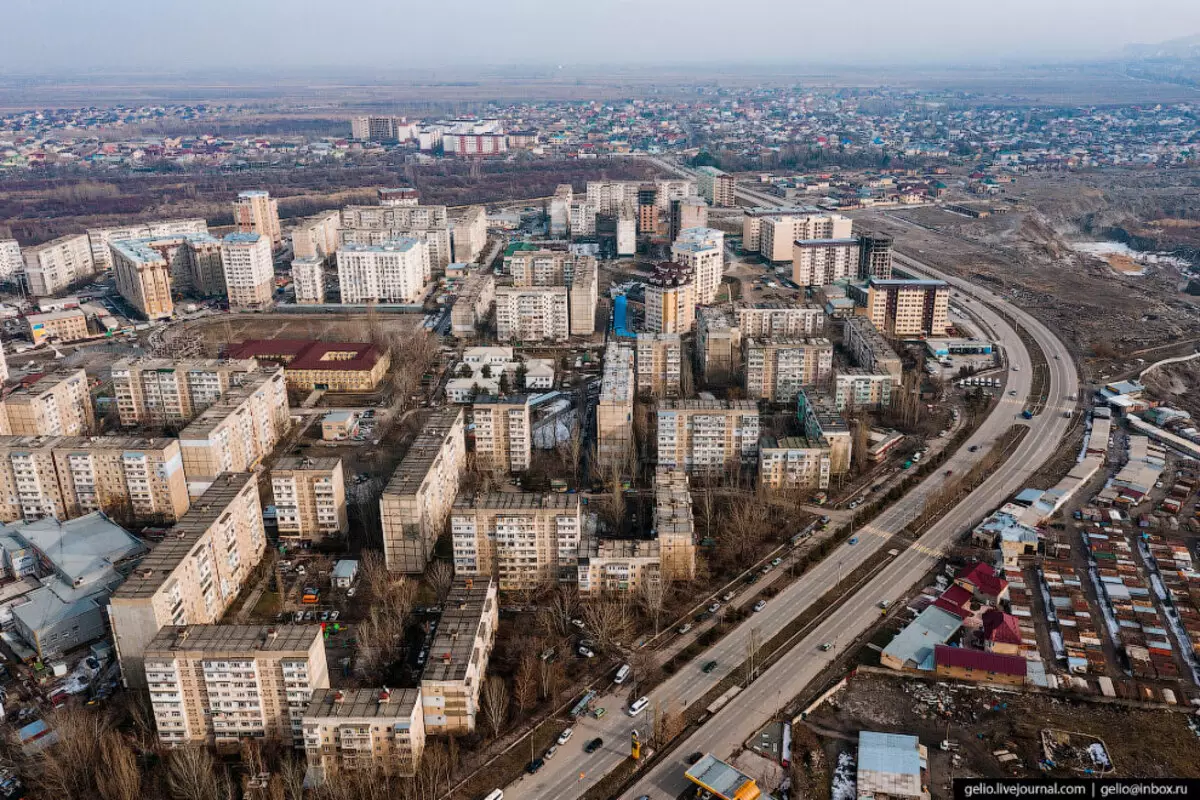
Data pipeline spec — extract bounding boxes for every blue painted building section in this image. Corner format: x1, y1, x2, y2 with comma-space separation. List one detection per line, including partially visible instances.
613, 294, 635, 339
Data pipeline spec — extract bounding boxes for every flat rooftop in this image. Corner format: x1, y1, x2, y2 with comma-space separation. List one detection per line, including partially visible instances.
273, 455, 342, 472
382, 409, 463, 498
422, 578, 493, 683
222, 232, 262, 245
146, 624, 320, 656
454, 492, 579, 512
658, 398, 759, 412
178, 370, 281, 439
305, 688, 420, 720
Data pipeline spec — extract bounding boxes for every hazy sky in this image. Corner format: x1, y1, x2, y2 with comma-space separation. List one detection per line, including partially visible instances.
3, 0, 1200, 72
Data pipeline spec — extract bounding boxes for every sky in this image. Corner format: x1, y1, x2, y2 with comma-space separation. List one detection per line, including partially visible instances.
3, 0, 1200, 73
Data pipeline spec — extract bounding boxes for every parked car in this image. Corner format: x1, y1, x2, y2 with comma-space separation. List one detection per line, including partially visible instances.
721, 591, 735, 602
707, 602, 721, 613
544, 746, 558, 761
592, 707, 606, 719
677, 623, 693, 634
686, 752, 704, 765
770, 557, 782, 567
577, 646, 595, 658
584, 738, 604, 754
819, 642, 833, 652
525, 758, 544, 774
848, 537, 859, 545
557, 728, 574, 745
753, 600, 767, 612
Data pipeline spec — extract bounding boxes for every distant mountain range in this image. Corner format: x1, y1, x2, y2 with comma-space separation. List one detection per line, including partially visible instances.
1124, 33, 1200, 60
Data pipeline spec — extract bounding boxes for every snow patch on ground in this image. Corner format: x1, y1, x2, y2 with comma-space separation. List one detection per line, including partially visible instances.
1049, 631, 1066, 660
1089, 743, 1111, 769
831, 752, 857, 800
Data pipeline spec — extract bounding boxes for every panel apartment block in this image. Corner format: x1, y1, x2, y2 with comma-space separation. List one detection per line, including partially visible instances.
2, 369, 93, 437
471, 396, 532, 473
420, 577, 497, 735
842, 316, 903, 384
178, 368, 289, 485
656, 399, 760, 476
597, 342, 635, 468
271, 456, 348, 542
743, 337, 833, 403
339, 205, 451, 270
451, 493, 582, 590
636, 333, 683, 398
695, 308, 741, 386
335, 239, 430, 304
791, 238, 861, 287
22, 234, 95, 296
671, 227, 724, 305
494, 285, 569, 342
303, 688, 426, 779
734, 302, 825, 338
112, 357, 260, 428
88, 218, 208, 270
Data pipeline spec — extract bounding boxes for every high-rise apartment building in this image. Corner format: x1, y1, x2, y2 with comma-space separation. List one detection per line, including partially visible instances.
654, 468, 696, 581
22, 234, 94, 296
636, 333, 683, 398
752, 212, 853, 263
505, 250, 596, 335
597, 342, 634, 468
339, 205, 452, 270
350, 116, 410, 142
87, 218, 208, 270
798, 389, 852, 474
656, 399, 760, 476
271, 456, 348, 542
696, 166, 736, 207
0, 239, 23, 281
2, 369, 93, 437
145, 624, 329, 747
842, 316, 904, 384
549, 185, 572, 237
792, 238, 861, 287
290, 210, 341, 261
111, 357, 259, 428
451, 494, 581, 590
671, 227, 725, 305
109, 472, 266, 687
420, 577, 497, 735
734, 302, 826, 338
450, 206, 487, 264
695, 308, 741, 386
178, 368, 289, 485
568, 200, 597, 237
380, 409, 465, 573
743, 337, 833, 403
577, 537, 660, 596
0, 340, 7, 385
850, 278, 950, 337
759, 435, 833, 491
668, 197, 708, 242
0, 435, 189, 523
291, 256, 325, 304
303, 688, 426, 779
233, 190, 282, 249
585, 181, 640, 214
335, 239, 430, 303
109, 233, 225, 300
494, 286, 569, 342
834, 369, 895, 411
637, 184, 663, 236
644, 262, 696, 334
857, 232, 894, 280
471, 396, 532, 473
220, 233, 275, 310
109, 239, 177, 320
450, 272, 495, 338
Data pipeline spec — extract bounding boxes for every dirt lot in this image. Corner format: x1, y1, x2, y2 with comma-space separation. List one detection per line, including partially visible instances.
803, 672, 1200, 800
157, 311, 424, 357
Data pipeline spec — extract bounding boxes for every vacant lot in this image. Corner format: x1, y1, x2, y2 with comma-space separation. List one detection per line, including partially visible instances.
158, 311, 424, 356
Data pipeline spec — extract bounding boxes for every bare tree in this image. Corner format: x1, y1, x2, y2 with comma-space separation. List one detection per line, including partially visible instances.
168, 746, 228, 800
537, 586, 577, 640
427, 560, 454, 604
276, 754, 308, 800
96, 731, 140, 800
581, 597, 632, 652
513, 652, 539, 713
32, 706, 105, 799
744, 627, 762, 687
481, 676, 509, 740
636, 573, 668, 635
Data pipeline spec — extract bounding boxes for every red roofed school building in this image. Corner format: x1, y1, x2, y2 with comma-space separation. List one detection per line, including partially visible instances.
225, 339, 390, 392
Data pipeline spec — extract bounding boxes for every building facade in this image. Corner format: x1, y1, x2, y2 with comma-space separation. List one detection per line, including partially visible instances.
290, 210, 340, 261
335, 238, 430, 304
450, 206, 487, 264
696, 166, 735, 207
656, 399, 760, 476
221, 233, 275, 310
3, 369, 93, 437
791, 238, 861, 287
223, 339, 389, 393
22, 234, 94, 296
644, 262, 696, 334
597, 342, 635, 468
842, 316, 904, 384
471, 396, 532, 473
303, 688, 426, 779
0, 239, 23, 281
87, 219, 208, 271
734, 302, 825, 338
494, 286, 570, 342
26, 309, 89, 344
339, 205, 451, 270
743, 337, 833, 403
178, 368, 289, 485
759, 435, 833, 491
754, 212, 853, 263
695, 308, 741, 386
380, 409, 465, 573
451, 494, 581, 590
654, 468, 696, 582
111, 357, 259, 428
420, 577, 497, 735
857, 232, 894, 280
109, 238, 177, 320
852, 278, 950, 337
450, 273, 495, 338
671, 227, 724, 305
291, 257, 325, 304
233, 190, 282, 248
834, 370, 895, 411
271, 456, 348, 542
636, 333, 683, 398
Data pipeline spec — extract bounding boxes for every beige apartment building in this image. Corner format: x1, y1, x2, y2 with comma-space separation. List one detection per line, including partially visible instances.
597, 342, 635, 469
380, 408, 465, 573
2, 369, 93, 437
87, 218, 208, 271
577, 536, 660, 596
494, 285, 570, 342
549, 184, 572, 237
842, 316, 904, 384
233, 190, 282, 248
752, 212, 853, 263
450, 272, 495, 337
799, 389, 852, 475
834, 369, 895, 411
450, 206, 487, 263
451, 492, 582, 590
335, 238, 431, 304
178, 368, 289, 486
569, 201, 596, 239
585, 180, 640, 214
792, 238, 861, 287
506, 250, 597, 335
696, 166, 735, 207
759, 435, 833, 491
290, 210, 340, 261
695, 308, 741, 386
109, 239, 176, 319
654, 468, 696, 581
851, 278, 950, 338
112, 357, 260, 428
22, 233, 94, 296
471, 396, 532, 473
735, 302, 826, 338
26, 308, 89, 345
0, 435, 188, 524
668, 197, 708, 241
0, 239, 21, 282
303, 688, 426, 780
671, 227, 724, 305
291, 257, 325, 305
339, 205, 452, 270
109, 472, 267, 687
636, 333, 683, 398
644, 262, 696, 334
271, 456, 348, 542
420, 577, 497, 735
221, 233, 275, 310
145, 624, 329, 747
743, 337, 833, 403
656, 399, 760, 476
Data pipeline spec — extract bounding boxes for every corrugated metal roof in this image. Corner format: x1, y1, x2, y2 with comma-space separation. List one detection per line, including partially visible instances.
935, 644, 1027, 676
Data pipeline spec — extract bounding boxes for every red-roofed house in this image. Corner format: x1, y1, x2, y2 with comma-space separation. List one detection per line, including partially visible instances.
981, 609, 1022, 656
955, 563, 1009, 605
932, 583, 972, 617
224, 340, 390, 392
933, 645, 1026, 687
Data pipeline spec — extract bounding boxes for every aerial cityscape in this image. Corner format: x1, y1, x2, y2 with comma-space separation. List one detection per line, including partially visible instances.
2, 3, 1200, 800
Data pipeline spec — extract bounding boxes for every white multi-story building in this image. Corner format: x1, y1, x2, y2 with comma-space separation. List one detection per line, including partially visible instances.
111, 357, 260, 427
549, 185, 572, 237
568, 201, 597, 237
833, 369, 895, 411
22, 234, 94, 296
743, 337, 833, 403
220, 233, 275, 310
585, 181, 640, 214
335, 239, 430, 304
636, 333, 683, 398
233, 190, 282, 249
291, 256, 325, 304
494, 286, 569, 342
792, 238, 861, 287
451, 493, 581, 590
339, 205, 452, 270
734, 302, 826, 338
303, 688, 426, 780
656, 399, 760, 476
696, 166, 736, 207
671, 227, 725, 305
471, 396, 532, 473
0, 239, 23, 281
450, 206, 487, 264
290, 210, 340, 261
616, 206, 637, 256
750, 211, 853, 263
145, 624, 328, 747
87, 218, 208, 270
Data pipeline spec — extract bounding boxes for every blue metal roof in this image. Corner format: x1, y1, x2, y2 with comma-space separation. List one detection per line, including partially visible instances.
859, 731, 922, 778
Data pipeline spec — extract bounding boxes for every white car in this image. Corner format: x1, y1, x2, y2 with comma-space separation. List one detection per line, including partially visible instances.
557, 728, 574, 745
753, 600, 767, 612
571, 618, 586, 630
628, 696, 650, 717
577, 646, 595, 658
707, 602, 721, 613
